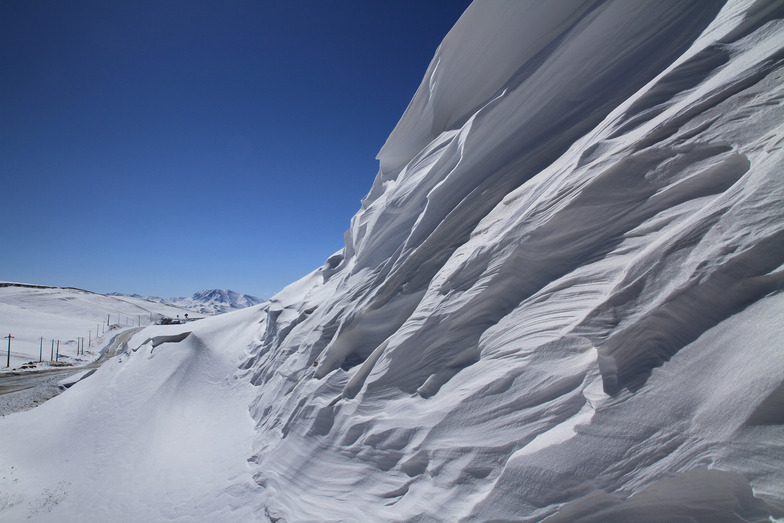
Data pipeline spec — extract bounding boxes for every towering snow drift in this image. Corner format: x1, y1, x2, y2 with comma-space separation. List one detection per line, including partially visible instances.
242, 1, 784, 520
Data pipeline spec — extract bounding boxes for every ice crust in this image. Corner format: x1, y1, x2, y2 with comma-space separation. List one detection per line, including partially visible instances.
1, 0, 784, 520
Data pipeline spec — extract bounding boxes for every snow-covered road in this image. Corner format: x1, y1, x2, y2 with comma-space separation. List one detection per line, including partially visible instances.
0, 368, 86, 396
0, 327, 141, 414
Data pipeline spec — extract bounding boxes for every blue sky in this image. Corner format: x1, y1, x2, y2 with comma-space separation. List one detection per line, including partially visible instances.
1, 0, 471, 298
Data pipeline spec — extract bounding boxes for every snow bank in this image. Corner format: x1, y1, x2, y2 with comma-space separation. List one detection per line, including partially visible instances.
0, 306, 265, 521
241, 0, 784, 520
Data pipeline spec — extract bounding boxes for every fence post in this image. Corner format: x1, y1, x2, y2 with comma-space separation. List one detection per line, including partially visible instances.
4, 334, 14, 368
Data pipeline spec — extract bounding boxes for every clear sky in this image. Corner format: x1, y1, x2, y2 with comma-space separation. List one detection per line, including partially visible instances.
1, 0, 472, 299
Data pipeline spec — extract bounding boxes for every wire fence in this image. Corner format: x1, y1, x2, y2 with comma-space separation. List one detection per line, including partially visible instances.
2, 313, 163, 370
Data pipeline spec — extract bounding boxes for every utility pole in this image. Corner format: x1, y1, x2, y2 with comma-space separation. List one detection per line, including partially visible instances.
108, 314, 110, 326
39, 337, 43, 362
56, 340, 60, 362
51, 339, 54, 361
4, 334, 14, 368
88, 330, 91, 347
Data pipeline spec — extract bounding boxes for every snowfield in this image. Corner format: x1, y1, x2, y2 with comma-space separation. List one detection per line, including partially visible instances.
0, 283, 201, 369
2, 0, 784, 521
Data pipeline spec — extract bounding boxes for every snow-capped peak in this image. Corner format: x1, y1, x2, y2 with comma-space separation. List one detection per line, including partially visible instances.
186, 289, 265, 314
109, 289, 264, 315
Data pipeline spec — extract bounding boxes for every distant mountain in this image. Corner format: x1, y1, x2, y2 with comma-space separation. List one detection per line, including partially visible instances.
167, 289, 265, 315
110, 289, 265, 315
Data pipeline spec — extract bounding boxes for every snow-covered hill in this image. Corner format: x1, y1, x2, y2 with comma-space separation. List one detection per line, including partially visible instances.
1, 1, 784, 521
0, 282, 200, 369
111, 289, 265, 315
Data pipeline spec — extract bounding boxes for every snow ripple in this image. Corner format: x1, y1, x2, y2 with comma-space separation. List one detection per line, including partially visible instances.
240, 1, 784, 520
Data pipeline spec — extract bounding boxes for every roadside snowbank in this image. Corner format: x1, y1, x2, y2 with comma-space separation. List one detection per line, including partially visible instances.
241, 1, 784, 520
0, 306, 265, 521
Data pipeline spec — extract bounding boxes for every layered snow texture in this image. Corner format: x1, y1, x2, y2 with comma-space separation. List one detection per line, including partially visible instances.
240, 1, 784, 520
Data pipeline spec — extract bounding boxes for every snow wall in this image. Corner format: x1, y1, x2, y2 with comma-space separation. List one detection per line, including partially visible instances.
243, 1, 784, 520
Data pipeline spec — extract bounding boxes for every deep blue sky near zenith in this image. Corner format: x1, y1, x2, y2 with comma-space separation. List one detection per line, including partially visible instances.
1, 0, 471, 298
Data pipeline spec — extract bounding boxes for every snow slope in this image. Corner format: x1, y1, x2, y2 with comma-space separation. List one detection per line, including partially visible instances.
0, 307, 262, 521
2, 1, 784, 521
240, 1, 784, 520
0, 283, 200, 369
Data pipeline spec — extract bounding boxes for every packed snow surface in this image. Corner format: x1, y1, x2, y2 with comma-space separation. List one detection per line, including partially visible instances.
3, 0, 784, 520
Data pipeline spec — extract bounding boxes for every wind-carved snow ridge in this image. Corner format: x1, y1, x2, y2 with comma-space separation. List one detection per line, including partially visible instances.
240, 1, 784, 520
